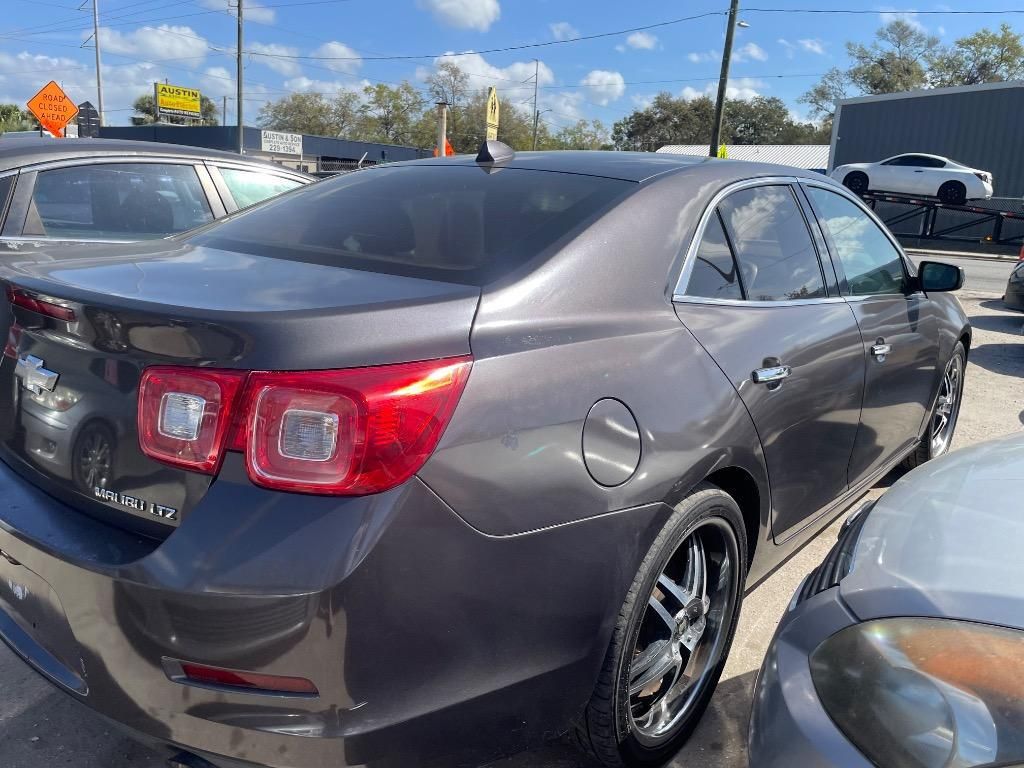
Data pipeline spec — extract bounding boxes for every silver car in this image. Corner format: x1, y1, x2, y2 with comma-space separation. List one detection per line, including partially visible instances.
750, 432, 1024, 768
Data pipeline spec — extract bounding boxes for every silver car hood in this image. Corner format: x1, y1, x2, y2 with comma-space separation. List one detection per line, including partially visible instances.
840, 433, 1024, 629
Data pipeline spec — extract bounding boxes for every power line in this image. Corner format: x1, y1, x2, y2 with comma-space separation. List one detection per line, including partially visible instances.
245, 10, 728, 63
745, 7, 1024, 15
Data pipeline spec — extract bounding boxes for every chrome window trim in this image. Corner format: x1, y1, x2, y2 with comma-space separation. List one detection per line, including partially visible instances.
673, 175, 844, 307
672, 295, 848, 308
0, 235, 155, 244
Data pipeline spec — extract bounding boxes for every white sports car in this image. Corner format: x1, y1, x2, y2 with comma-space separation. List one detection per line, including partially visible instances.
830, 153, 993, 205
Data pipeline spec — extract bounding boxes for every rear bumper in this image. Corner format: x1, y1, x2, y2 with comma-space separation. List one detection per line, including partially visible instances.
0, 454, 670, 767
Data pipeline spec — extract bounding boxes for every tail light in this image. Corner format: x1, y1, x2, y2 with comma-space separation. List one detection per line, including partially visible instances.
138, 357, 471, 495
7, 286, 76, 322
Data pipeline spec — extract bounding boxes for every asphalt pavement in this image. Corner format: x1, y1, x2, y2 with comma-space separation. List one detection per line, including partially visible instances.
1, 268, 1022, 768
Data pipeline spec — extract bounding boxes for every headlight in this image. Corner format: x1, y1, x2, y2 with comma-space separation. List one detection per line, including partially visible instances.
28, 388, 81, 412
811, 618, 1024, 768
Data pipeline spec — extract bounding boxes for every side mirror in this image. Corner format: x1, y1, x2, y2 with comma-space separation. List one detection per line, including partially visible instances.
918, 260, 964, 292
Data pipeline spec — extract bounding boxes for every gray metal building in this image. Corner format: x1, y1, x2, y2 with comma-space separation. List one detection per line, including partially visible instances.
831, 81, 1024, 198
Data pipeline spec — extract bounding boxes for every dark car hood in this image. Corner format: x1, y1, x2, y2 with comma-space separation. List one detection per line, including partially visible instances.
841, 433, 1024, 630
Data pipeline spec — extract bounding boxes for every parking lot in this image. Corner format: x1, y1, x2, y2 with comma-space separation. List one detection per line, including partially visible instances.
0, 265, 1021, 768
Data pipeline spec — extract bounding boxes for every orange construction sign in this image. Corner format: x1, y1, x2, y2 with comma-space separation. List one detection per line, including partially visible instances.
433, 137, 455, 157
26, 81, 78, 138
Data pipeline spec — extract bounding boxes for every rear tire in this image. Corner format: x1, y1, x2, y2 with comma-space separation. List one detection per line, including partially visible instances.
574, 484, 748, 767
902, 341, 966, 471
938, 181, 967, 205
842, 171, 869, 195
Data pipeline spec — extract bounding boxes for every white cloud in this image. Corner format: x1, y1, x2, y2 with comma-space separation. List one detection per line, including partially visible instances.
626, 31, 658, 50
247, 42, 301, 76
879, 9, 925, 32
418, 0, 500, 31
197, 0, 275, 24
778, 38, 796, 59
543, 90, 585, 121
682, 77, 764, 101
97, 25, 209, 61
309, 41, 362, 74
631, 92, 656, 110
798, 38, 825, 55
734, 42, 767, 62
283, 76, 370, 96
549, 21, 578, 41
580, 69, 625, 106
687, 49, 718, 64
937, 25, 947, 36
421, 51, 554, 92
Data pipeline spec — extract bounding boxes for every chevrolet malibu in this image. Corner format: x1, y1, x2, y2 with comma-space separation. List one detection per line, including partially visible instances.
0, 145, 970, 768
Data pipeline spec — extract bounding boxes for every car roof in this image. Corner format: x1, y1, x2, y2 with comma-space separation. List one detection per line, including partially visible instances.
388, 150, 717, 183
0, 137, 311, 176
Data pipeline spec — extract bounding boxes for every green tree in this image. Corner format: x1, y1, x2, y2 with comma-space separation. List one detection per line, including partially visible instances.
798, 67, 850, 123
257, 91, 360, 136
549, 119, 610, 150
0, 104, 34, 133
846, 20, 939, 95
612, 93, 717, 151
452, 88, 545, 152
132, 93, 219, 125
357, 82, 424, 144
928, 24, 1024, 87
425, 61, 470, 144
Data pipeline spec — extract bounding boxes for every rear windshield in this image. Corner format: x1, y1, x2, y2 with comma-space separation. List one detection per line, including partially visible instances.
191, 164, 632, 286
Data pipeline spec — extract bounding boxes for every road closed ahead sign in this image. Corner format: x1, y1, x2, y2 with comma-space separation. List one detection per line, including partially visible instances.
27, 81, 78, 138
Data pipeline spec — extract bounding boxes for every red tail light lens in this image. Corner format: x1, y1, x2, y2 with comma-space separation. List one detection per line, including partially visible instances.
138, 368, 247, 473
240, 358, 472, 495
171, 660, 318, 696
137, 357, 472, 495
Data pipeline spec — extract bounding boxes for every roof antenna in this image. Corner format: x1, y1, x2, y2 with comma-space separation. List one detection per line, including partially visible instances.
475, 139, 514, 170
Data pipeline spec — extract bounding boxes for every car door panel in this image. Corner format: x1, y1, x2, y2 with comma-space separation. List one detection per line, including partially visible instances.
675, 301, 865, 537
803, 182, 941, 484
674, 181, 865, 540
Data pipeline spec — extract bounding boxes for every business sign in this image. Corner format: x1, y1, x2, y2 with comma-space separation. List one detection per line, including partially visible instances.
155, 83, 201, 119
261, 130, 303, 155
26, 81, 78, 138
485, 87, 500, 141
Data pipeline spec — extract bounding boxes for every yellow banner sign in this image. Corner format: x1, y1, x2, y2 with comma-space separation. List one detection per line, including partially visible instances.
485, 87, 500, 141
155, 83, 201, 119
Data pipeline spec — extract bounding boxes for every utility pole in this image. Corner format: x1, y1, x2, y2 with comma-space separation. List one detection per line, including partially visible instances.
435, 101, 448, 156
91, 0, 104, 126
222, 95, 228, 125
709, 0, 740, 157
236, 0, 244, 154
531, 59, 540, 150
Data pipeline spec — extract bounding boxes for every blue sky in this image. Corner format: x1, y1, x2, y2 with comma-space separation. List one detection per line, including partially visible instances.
2, 1, 1021, 131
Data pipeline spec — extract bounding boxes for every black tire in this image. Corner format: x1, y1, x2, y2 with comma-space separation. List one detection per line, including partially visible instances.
938, 181, 967, 205
574, 484, 748, 767
842, 171, 869, 195
902, 341, 966, 471
72, 421, 116, 494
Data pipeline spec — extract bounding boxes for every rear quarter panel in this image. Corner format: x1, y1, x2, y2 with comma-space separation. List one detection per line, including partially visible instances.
418, 169, 772, 541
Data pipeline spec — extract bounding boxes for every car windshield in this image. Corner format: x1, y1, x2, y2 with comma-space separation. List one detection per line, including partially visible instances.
190, 164, 632, 286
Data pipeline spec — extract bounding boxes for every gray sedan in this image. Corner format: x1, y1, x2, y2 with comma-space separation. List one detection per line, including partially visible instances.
750, 432, 1024, 768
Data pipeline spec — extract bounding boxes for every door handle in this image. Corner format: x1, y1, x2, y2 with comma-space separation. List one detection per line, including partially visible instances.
752, 365, 792, 384
871, 343, 892, 361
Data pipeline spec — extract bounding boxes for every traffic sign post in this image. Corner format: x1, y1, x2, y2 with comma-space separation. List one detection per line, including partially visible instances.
27, 81, 78, 138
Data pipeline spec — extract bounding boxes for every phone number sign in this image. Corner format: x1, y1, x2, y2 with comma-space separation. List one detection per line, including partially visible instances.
27, 81, 78, 138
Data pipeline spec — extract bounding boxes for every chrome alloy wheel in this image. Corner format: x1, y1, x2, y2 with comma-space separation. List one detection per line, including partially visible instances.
626, 518, 740, 744
930, 353, 963, 457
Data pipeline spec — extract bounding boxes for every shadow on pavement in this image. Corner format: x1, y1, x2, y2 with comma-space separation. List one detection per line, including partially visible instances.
489, 670, 758, 768
0, 687, 164, 768
968, 343, 1023, 377
968, 311, 1024, 335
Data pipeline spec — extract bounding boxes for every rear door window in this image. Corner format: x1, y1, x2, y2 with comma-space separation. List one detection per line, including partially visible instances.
216, 167, 304, 210
24, 163, 214, 240
717, 185, 827, 302
193, 165, 632, 286
806, 186, 908, 296
685, 211, 742, 300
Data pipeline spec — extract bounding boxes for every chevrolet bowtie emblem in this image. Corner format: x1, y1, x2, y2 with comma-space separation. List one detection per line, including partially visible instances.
15, 355, 59, 395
